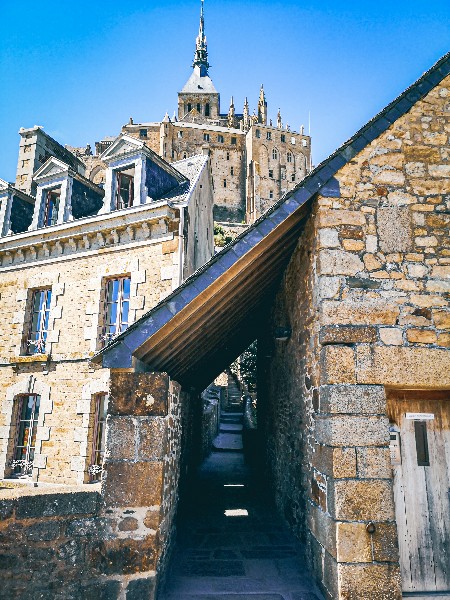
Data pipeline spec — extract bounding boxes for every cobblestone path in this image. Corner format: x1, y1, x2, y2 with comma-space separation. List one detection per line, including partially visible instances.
161, 410, 323, 600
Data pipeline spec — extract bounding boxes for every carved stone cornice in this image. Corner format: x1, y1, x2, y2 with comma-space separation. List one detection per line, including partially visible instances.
0, 201, 177, 270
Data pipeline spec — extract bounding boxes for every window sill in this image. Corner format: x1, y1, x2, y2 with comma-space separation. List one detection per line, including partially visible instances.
11, 354, 50, 364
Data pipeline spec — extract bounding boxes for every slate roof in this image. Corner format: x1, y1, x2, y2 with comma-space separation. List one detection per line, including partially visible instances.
180, 68, 218, 94
95, 52, 450, 389
160, 154, 209, 204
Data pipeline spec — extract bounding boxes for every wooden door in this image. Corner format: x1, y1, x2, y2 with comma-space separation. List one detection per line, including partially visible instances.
387, 391, 450, 593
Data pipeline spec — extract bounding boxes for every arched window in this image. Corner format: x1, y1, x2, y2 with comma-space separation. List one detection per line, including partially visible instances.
272, 148, 278, 160
287, 151, 293, 163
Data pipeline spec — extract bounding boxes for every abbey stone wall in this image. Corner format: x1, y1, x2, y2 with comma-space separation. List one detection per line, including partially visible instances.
263, 74, 450, 599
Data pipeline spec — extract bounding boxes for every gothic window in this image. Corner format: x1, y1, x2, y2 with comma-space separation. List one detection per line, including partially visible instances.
115, 169, 134, 209
281, 134, 286, 143
10, 394, 41, 476
26, 289, 52, 355
272, 148, 278, 160
218, 134, 224, 143
205, 103, 210, 117
287, 151, 293, 163
197, 103, 201, 113
256, 129, 261, 139
42, 188, 60, 227
101, 276, 131, 346
204, 133, 210, 142
89, 393, 108, 482
266, 132, 272, 140
231, 137, 237, 145
139, 129, 148, 139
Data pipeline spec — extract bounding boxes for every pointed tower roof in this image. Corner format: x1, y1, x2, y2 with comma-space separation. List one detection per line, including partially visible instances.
180, 0, 218, 95
193, 0, 209, 75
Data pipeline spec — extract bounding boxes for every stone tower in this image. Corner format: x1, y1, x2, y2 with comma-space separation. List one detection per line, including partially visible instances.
177, 0, 220, 121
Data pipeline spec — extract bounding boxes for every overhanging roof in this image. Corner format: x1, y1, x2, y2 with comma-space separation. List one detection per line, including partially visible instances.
94, 52, 450, 389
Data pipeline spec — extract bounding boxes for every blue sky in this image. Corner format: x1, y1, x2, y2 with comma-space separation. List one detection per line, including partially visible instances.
0, 0, 448, 182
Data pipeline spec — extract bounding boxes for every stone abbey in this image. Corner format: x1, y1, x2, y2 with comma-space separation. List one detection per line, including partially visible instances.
14, 0, 311, 225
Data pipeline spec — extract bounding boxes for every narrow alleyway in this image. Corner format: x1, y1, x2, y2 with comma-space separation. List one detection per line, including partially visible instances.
162, 408, 323, 600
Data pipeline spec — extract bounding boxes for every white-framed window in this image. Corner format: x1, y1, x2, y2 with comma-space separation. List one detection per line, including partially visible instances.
26, 289, 52, 355
218, 134, 224, 143
204, 133, 210, 142
287, 151, 293, 163
10, 394, 41, 477
42, 188, 61, 227
101, 276, 131, 346
115, 168, 135, 210
88, 393, 108, 482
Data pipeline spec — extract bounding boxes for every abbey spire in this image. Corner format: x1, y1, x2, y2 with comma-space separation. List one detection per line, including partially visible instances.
193, 0, 210, 76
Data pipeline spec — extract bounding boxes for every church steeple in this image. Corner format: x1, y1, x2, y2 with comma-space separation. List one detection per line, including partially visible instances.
193, 0, 210, 76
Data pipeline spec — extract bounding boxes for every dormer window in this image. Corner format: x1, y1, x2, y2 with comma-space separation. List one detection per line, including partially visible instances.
116, 169, 134, 210
43, 188, 60, 227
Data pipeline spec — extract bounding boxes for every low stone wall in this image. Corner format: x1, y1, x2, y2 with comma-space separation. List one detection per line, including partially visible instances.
0, 486, 109, 599
0, 371, 196, 600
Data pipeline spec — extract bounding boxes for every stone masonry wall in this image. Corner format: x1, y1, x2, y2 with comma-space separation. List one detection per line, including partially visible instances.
0, 487, 106, 599
0, 373, 192, 599
265, 74, 450, 599
0, 218, 181, 485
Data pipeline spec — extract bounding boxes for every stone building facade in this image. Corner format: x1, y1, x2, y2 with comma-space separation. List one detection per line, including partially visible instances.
12, 1, 311, 225
0, 137, 213, 486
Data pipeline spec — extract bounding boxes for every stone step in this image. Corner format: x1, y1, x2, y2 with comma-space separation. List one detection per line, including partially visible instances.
213, 433, 244, 452
220, 423, 243, 433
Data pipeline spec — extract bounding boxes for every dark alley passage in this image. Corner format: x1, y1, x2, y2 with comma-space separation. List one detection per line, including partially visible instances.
161, 408, 323, 600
